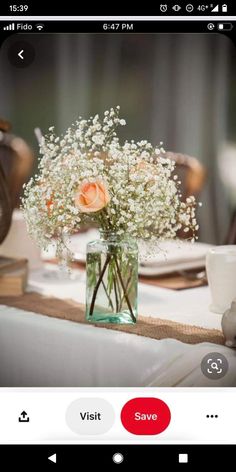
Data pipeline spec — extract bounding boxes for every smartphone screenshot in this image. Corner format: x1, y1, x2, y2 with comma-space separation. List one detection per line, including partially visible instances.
0, 1, 236, 467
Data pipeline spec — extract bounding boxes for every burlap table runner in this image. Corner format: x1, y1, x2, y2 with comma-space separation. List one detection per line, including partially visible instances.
0, 292, 224, 346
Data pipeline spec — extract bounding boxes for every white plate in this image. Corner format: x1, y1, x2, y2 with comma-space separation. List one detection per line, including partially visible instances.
42, 233, 212, 277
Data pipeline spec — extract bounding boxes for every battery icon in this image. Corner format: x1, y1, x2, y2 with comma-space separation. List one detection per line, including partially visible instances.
217, 23, 233, 31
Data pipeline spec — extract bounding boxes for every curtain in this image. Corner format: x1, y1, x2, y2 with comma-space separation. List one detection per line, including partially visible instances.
150, 34, 232, 243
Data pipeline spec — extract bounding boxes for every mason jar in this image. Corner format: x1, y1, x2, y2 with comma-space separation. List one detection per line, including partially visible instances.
86, 231, 138, 324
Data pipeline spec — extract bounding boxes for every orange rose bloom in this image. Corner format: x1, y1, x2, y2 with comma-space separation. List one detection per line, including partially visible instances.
75, 181, 110, 213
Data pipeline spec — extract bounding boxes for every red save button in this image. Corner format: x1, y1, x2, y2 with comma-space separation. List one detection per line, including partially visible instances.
121, 397, 171, 435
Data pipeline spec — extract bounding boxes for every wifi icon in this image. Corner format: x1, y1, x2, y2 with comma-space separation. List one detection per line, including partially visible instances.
36, 24, 44, 31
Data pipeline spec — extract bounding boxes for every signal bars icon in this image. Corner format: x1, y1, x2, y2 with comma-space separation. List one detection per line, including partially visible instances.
3, 23, 15, 30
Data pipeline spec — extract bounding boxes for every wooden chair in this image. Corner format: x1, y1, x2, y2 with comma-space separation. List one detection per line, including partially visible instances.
0, 161, 12, 244
0, 119, 34, 209
225, 210, 236, 244
164, 152, 206, 239
0, 119, 34, 244
165, 151, 206, 199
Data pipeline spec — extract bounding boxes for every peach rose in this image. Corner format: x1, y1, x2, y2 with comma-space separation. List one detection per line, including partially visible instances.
75, 181, 110, 213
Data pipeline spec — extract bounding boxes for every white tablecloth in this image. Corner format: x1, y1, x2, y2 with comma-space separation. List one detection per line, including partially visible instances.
0, 266, 235, 387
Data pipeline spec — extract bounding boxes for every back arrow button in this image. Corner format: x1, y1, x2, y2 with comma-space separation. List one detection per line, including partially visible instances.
8, 40, 35, 68
18, 49, 24, 60
48, 453, 57, 463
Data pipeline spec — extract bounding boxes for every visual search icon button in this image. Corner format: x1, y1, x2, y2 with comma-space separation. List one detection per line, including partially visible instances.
201, 352, 229, 379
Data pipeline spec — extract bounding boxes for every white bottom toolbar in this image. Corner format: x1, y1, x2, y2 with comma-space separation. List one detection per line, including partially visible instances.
0, 388, 235, 444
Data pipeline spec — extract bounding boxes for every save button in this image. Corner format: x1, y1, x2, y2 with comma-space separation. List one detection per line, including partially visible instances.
121, 397, 171, 435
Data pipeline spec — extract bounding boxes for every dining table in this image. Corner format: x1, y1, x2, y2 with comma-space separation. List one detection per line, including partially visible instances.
0, 262, 235, 388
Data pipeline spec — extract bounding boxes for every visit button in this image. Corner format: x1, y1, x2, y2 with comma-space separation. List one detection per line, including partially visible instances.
121, 397, 171, 435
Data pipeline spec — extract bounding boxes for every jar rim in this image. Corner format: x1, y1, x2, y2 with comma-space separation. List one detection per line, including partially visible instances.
99, 229, 122, 240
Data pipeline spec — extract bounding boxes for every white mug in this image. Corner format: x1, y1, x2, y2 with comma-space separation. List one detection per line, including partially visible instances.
206, 245, 236, 314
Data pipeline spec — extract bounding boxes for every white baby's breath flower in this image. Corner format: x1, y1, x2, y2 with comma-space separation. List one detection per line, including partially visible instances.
119, 119, 126, 126
92, 135, 104, 145
22, 106, 199, 263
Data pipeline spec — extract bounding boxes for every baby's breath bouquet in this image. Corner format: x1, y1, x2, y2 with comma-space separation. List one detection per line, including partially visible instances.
22, 106, 198, 324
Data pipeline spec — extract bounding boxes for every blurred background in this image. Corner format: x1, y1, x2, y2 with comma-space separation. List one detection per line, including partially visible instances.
0, 32, 236, 244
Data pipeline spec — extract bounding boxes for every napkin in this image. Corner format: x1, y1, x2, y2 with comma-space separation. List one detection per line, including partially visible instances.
139, 241, 212, 276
